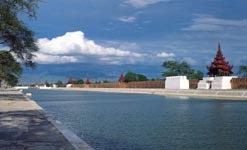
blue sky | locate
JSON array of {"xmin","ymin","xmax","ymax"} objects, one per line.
[{"xmin": 20, "ymin": 0, "xmax": 247, "ymax": 84}]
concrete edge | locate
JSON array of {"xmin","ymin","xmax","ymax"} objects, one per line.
[
  {"xmin": 22, "ymin": 92, "xmax": 93, "ymax": 150},
  {"xmin": 54, "ymin": 88, "xmax": 247, "ymax": 100}
]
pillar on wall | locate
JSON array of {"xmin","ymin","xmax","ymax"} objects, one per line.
[
  {"xmin": 211, "ymin": 76, "xmax": 237, "ymax": 89},
  {"xmin": 165, "ymin": 76, "xmax": 189, "ymax": 90},
  {"xmin": 197, "ymin": 76, "xmax": 238, "ymax": 90},
  {"xmin": 197, "ymin": 77, "xmax": 215, "ymax": 89}
]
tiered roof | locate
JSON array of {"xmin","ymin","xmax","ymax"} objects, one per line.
[
  {"xmin": 85, "ymin": 78, "xmax": 91, "ymax": 84},
  {"xmin": 207, "ymin": 42, "xmax": 233, "ymax": 76},
  {"xmin": 67, "ymin": 76, "xmax": 73, "ymax": 84},
  {"xmin": 118, "ymin": 73, "xmax": 125, "ymax": 82}
]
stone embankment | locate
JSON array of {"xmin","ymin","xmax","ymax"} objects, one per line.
[
  {"xmin": 0, "ymin": 90, "xmax": 92, "ymax": 150},
  {"xmin": 59, "ymin": 88, "xmax": 247, "ymax": 100}
]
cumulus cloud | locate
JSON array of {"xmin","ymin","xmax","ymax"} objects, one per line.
[
  {"xmin": 181, "ymin": 57, "xmax": 197, "ymax": 65},
  {"xmin": 183, "ymin": 15, "xmax": 247, "ymax": 31},
  {"xmin": 34, "ymin": 53, "xmax": 78, "ymax": 64},
  {"xmin": 156, "ymin": 52, "xmax": 175, "ymax": 58},
  {"xmin": 118, "ymin": 16, "xmax": 136, "ymax": 23},
  {"xmin": 124, "ymin": 0, "xmax": 170, "ymax": 8},
  {"xmin": 183, "ymin": 24, "xmax": 223, "ymax": 31},
  {"xmin": 35, "ymin": 31, "xmax": 143, "ymax": 64},
  {"xmin": 99, "ymin": 40, "xmax": 140, "ymax": 51}
]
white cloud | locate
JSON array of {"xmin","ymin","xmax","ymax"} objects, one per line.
[
  {"xmin": 183, "ymin": 15, "xmax": 247, "ymax": 31},
  {"xmin": 38, "ymin": 31, "xmax": 142, "ymax": 57},
  {"xmin": 156, "ymin": 52, "xmax": 175, "ymax": 58},
  {"xmin": 124, "ymin": 0, "xmax": 170, "ymax": 8},
  {"xmin": 35, "ymin": 31, "xmax": 144, "ymax": 64},
  {"xmin": 99, "ymin": 40, "xmax": 140, "ymax": 51},
  {"xmin": 34, "ymin": 53, "xmax": 78, "ymax": 64},
  {"xmin": 118, "ymin": 16, "xmax": 136, "ymax": 23},
  {"xmin": 183, "ymin": 24, "xmax": 223, "ymax": 31},
  {"xmin": 182, "ymin": 57, "xmax": 197, "ymax": 65}
]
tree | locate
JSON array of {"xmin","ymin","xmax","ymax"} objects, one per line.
[
  {"xmin": 162, "ymin": 61, "xmax": 191, "ymax": 77},
  {"xmin": 189, "ymin": 70, "xmax": 204, "ymax": 80},
  {"xmin": 137, "ymin": 74, "xmax": 148, "ymax": 81},
  {"xmin": 124, "ymin": 71, "xmax": 148, "ymax": 82},
  {"xmin": 237, "ymin": 66, "xmax": 247, "ymax": 77},
  {"xmin": 162, "ymin": 60, "xmax": 203, "ymax": 80},
  {"xmin": 0, "ymin": 51, "xmax": 22, "ymax": 86},
  {"xmin": 0, "ymin": 0, "xmax": 41, "ymax": 67},
  {"xmin": 5, "ymin": 74, "xmax": 19, "ymax": 87},
  {"xmin": 124, "ymin": 72, "xmax": 136, "ymax": 82},
  {"xmin": 95, "ymin": 81, "xmax": 101, "ymax": 84},
  {"xmin": 56, "ymin": 80, "xmax": 64, "ymax": 87},
  {"xmin": 45, "ymin": 80, "xmax": 50, "ymax": 87},
  {"xmin": 73, "ymin": 78, "xmax": 84, "ymax": 84},
  {"xmin": 103, "ymin": 80, "xmax": 110, "ymax": 83}
]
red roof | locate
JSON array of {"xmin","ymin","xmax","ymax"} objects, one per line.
[
  {"xmin": 86, "ymin": 78, "xmax": 91, "ymax": 84},
  {"xmin": 207, "ymin": 42, "xmax": 233, "ymax": 76},
  {"xmin": 67, "ymin": 76, "xmax": 73, "ymax": 84},
  {"xmin": 118, "ymin": 73, "xmax": 125, "ymax": 82}
]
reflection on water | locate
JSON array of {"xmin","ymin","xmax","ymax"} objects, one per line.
[{"xmin": 24, "ymin": 89, "xmax": 247, "ymax": 150}]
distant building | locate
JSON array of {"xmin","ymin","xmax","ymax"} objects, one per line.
[
  {"xmin": 85, "ymin": 78, "xmax": 91, "ymax": 84},
  {"xmin": 207, "ymin": 42, "xmax": 233, "ymax": 76},
  {"xmin": 67, "ymin": 76, "xmax": 73, "ymax": 84},
  {"xmin": 118, "ymin": 73, "xmax": 125, "ymax": 82}
]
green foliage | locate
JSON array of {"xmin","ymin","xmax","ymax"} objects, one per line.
[
  {"xmin": 124, "ymin": 72, "xmax": 136, "ymax": 82},
  {"xmin": 189, "ymin": 70, "xmax": 204, "ymax": 80},
  {"xmin": 0, "ymin": 51, "xmax": 22, "ymax": 86},
  {"xmin": 150, "ymin": 77, "xmax": 163, "ymax": 81},
  {"xmin": 56, "ymin": 80, "xmax": 64, "ymax": 87},
  {"xmin": 45, "ymin": 81, "xmax": 50, "ymax": 87},
  {"xmin": 94, "ymin": 81, "xmax": 101, "ymax": 84},
  {"xmin": 124, "ymin": 71, "xmax": 148, "ymax": 82},
  {"xmin": 73, "ymin": 78, "xmax": 84, "ymax": 84},
  {"xmin": 5, "ymin": 74, "xmax": 18, "ymax": 87},
  {"xmin": 237, "ymin": 66, "xmax": 247, "ymax": 77},
  {"xmin": 103, "ymin": 80, "xmax": 110, "ymax": 83},
  {"xmin": 162, "ymin": 61, "xmax": 191, "ymax": 77},
  {"xmin": 137, "ymin": 74, "xmax": 148, "ymax": 81},
  {"xmin": 0, "ymin": 0, "xmax": 41, "ymax": 67},
  {"xmin": 162, "ymin": 60, "xmax": 203, "ymax": 80}
]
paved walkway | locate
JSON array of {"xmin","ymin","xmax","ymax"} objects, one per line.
[{"xmin": 0, "ymin": 90, "xmax": 92, "ymax": 150}]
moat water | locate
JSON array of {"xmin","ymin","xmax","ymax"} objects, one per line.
[{"xmin": 24, "ymin": 89, "xmax": 247, "ymax": 150}]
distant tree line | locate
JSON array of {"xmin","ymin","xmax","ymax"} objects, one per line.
[{"xmin": 42, "ymin": 61, "xmax": 247, "ymax": 88}]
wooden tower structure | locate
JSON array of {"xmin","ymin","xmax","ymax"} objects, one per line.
[{"xmin": 207, "ymin": 42, "xmax": 233, "ymax": 76}]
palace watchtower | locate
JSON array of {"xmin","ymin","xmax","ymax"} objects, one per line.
[{"xmin": 207, "ymin": 42, "xmax": 233, "ymax": 76}]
